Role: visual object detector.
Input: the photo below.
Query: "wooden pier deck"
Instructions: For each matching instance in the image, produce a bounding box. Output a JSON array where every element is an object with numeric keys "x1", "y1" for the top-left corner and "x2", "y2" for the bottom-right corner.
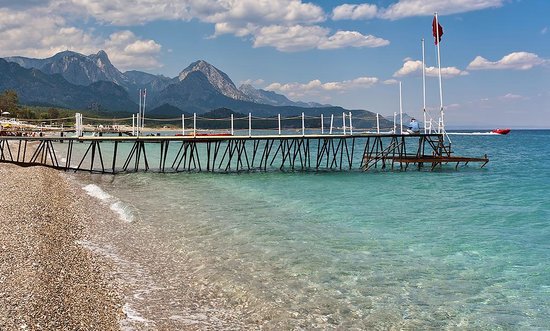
[
  {"x1": 383, "y1": 155, "x2": 489, "y2": 170},
  {"x1": 0, "y1": 133, "x2": 489, "y2": 173}
]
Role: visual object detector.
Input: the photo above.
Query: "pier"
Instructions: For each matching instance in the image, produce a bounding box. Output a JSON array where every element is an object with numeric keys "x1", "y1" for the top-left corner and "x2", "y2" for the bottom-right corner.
[{"x1": 0, "y1": 132, "x2": 488, "y2": 173}]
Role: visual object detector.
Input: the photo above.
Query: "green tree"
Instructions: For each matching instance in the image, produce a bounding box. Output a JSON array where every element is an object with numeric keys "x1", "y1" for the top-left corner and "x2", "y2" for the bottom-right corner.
[
  {"x1": 0, "y1": 90, "x2": 19, "y2": 115},
  {"x1": 16, "y1": 107, "x2": 33, "y2": 119},
  {"x1": 47, "y1": 108, "x2": 60, "y2": 119}
]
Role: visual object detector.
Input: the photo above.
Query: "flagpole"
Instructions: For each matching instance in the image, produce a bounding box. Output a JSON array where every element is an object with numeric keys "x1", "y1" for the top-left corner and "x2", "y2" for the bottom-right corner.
[
  {"x1": 435, "y1": 12, "x2": 444, "y2": 133},
  {"x1": 422, "y1": 38, "x2": 427, "y2": 134}
]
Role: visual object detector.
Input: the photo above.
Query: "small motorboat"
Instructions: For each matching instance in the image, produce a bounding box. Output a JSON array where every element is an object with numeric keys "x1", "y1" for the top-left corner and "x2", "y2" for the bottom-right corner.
[{"x1": 491, "y1": 128, "x2": 511, "y2": 135}]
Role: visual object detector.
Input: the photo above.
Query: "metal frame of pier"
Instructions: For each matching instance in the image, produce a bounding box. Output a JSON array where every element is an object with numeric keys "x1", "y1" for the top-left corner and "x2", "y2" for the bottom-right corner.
[{"x1": 0, "y1": 133, "x2": 488, "y2": 173}]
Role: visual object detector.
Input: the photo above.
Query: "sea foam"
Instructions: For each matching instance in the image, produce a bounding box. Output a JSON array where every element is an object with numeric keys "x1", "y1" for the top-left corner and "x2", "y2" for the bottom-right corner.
[
  {"x1": 83, "y1": 184, "x2": 112, "y2": 201},
  {"x1": 83, "y1": 184, "x2": 136, "y2": 223},
  {"x1": 110, "y1": 201, "x2": 136, "y2": 223}
]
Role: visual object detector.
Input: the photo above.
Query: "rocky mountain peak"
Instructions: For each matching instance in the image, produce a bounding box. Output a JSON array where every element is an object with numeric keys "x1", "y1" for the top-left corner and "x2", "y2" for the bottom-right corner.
[
  {"x1": 178, "y1": 60, "x2": 249, "y2": 101},
  {"x1": 4, "y1": 50, "x2": 128, "y2": 87},
  {"x1": 88, "y1": 50, "x2": 112, "y2": 70},
  {"x1": 96, "y1": 50, "x2": 109, "y2": 59},
  {"x1": 239, "y1": 84, "x2": 256, "y2": 94},
  {"x1": 91, "y1": 50, "x2": 110, "y2": 67}
]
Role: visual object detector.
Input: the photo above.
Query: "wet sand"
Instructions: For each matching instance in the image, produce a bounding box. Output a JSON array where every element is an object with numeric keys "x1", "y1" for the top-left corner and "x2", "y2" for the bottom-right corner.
[{"x1": 0, "y1": 164, "x2": 122, "y2": 330}]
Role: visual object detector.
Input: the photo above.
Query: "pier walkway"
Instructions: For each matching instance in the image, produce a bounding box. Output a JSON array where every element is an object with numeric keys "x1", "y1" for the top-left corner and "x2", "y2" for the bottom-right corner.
[{"x1": 0, "y1": 132, "x2": 488, "y2": 173}]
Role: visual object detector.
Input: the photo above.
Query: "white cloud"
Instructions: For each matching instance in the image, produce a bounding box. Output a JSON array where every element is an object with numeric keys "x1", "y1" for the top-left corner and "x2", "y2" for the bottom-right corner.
[
  {"x1": 467, "y1": 52, "x2": 547, "y2": 70},
  {"x1": 265, "y1": 76, "x2": 378, "y2": 98},
  {"x1": 378, "y1": 0, "x2": 504, "y2": 20},
  {"x1": 201, "y1": 0, "x2": 326, "y2": 27},
  {"x1": 0, "y1": 7, "x2": 98, "y2": 58},
  {"x1": 203, "y1": 2, "x2": 388, "y2": 51},
  {"x1": 104, "y1": 31, "x2": 162, "y2": 70},
  {"x1": 213, "y1": 22, "x2": 258, "y2": 37},
  {"x1": 542, "y1": 27, "x2": 548, "y2": 35},
  {"x1": 319, "y1": 30, "x2": 389, "y2": 49},
  {"x1": 0, "y1": 1, "x2": 390, "y2": 57},
  {"x1": 240, "y1": 78, "x2": 265, "y2": 86},
  {"x1": 253, "y1": 25, "x2": 327, "y2": 52},
  {"x1": 393, "y1": 60, "x2": 468, "y2": 78},
  {"x1": 0, "y1": 7, "x2": 162, "y2": 70},
  {"x1": 63, "y1": 0, "x2": 325, "y2": 27},
  {"x1": 499, "y1": 93, "x2": 524, "y2": 100},
  {"x1": 253, "y1": 25, "x2": 389, "y2": 52},
  {"x1": 63, "y1": 0, "x2": 388, "y2": 53},
  {"x1": 383, "y1": 79, "x2": 399, "y2": 85},
  {"x1": 446, "y1": 103, "x2": 461, "y2": 110},
  {"x1": 332, "y1": 0, "x2": 504, "y2": 21},
  {"x1": 332, "y1": 3, "x2": 378, "y2": 20},
  {"x1": 62, "y1": 0, "x2": 192, "y2": 25}
]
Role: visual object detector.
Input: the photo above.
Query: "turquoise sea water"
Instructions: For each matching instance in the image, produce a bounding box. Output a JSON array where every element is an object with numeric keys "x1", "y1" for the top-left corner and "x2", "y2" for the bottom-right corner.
[{"x1": 81, "y1": 130, "x2": 550, "y2": 329}]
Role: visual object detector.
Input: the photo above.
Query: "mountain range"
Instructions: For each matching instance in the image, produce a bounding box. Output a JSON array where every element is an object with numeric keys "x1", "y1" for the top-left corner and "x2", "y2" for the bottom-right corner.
[{"x1": 1, "y1": 50, "x2": 393, "y2": 128}]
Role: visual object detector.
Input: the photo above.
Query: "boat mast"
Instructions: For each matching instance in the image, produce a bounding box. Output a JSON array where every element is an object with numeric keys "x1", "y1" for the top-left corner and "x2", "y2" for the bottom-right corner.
[
  {"x1": 422, "y1": 38, "x2": 427, "y2": 134},
  {"x1": 435, "y1": 12, "x2": 444, "y2": 133}
]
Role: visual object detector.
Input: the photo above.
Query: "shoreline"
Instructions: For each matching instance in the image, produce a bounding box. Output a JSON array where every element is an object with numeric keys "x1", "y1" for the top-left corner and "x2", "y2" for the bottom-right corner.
[
  {"x1": 71, "y1": 174, "x2": 254, "y2": 330},
  {"x1": 0, "y1": 163, "x2": 254, "y2": 330},
  {"x1": 0, "y1": 164, "x2": 122, "y2": 330}
]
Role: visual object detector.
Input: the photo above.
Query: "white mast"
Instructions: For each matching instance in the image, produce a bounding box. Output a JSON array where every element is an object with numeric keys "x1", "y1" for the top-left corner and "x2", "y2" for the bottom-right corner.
[
  {"x1": 399, "y1": 81, "x2": 403, "y2": 134},
  {"x1": 142, "y1": 88, "x2": 147, "y2": 130},
  {"x1": 435, "y1": 12, "x2": 444, "y2": 133},
  {"x1": 138, "y1": 89, "x2": 141, "y2": 136},
  {"x1": 422, "y1": 38, "x2": 427, "y2": 134}
]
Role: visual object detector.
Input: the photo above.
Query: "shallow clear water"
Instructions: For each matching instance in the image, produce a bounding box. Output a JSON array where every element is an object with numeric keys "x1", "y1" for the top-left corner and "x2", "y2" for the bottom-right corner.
[{"x1": 81, "y1": 130, "x2": 550, "y2": 329}]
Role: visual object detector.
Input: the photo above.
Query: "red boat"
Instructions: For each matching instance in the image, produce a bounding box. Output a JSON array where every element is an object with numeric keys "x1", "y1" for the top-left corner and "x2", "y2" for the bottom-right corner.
[{"x1": 491, "y1": 128, "x2": 511, "y2": 135}]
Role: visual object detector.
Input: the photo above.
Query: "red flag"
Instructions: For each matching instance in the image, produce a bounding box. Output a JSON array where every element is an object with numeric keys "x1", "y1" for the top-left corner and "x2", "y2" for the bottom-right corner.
[{"x1": 432, "y1": 16, "x2": 443, "y2": 45}]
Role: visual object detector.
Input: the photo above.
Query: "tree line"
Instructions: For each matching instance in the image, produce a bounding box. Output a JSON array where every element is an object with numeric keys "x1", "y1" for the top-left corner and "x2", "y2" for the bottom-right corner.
[{"x1": 0, "y1": 90, "x2": 66, "y2": 120}]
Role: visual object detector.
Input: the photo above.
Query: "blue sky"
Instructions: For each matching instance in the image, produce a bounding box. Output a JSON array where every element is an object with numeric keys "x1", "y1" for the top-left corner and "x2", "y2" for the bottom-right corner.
[{"x1": 0, "y1": 0, "x2": 548, "y2": 128}]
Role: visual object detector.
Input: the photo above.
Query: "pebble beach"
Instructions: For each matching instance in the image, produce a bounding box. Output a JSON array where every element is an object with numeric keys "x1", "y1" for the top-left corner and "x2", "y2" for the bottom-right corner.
[
  {"x1": 0, "y1": 164, "x2": 122, "y2": 330},
  {"x1": 0, "y1": 163, "x2": 250, "y2": 330}
]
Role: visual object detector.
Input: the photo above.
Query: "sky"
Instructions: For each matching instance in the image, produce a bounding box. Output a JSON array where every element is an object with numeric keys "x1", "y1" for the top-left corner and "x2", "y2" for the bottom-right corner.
[{"x1": 0, "y1": 0, "x2": 548, "y2": 128}]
